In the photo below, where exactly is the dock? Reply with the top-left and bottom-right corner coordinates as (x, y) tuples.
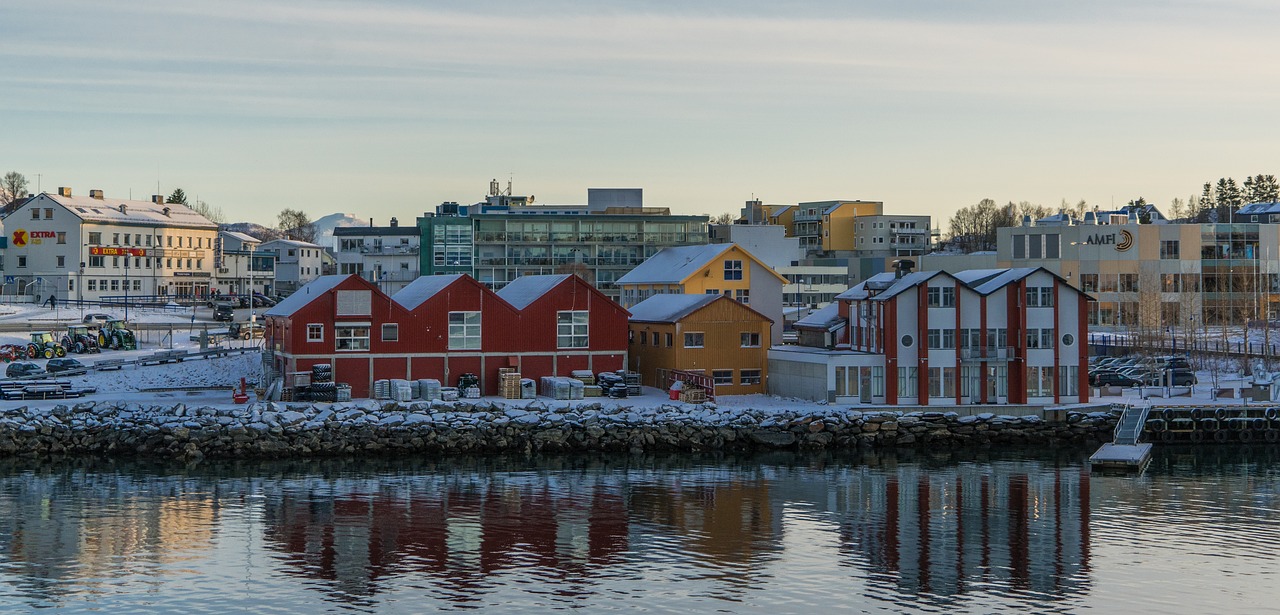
(1090, 404), (1153, 472)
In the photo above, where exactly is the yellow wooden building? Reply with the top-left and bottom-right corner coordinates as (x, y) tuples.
(627, 293), (773, 396)
(616, 243), (789, 345)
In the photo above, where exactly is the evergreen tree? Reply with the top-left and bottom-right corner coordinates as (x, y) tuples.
(1199, 183), (1216, 222)
(166, 188), (188, 205)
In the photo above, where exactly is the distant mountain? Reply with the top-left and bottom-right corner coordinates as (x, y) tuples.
(313, 213), (369, 248)
(221, 213), (370, 248)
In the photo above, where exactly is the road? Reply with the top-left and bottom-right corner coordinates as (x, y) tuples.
(0, 305), (268, 332)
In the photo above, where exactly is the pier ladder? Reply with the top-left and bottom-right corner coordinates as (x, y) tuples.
(1113, 404), (1150, 445)
(1089, 404), (1154, 472)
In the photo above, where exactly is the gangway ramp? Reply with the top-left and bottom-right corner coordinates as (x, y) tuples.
(1090, 404), (1153, 472)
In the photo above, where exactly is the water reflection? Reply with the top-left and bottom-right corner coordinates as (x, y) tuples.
(0, 449), (1277, 612)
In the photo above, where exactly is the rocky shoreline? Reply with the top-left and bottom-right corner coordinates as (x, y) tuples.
(0, 400), (1121, 460)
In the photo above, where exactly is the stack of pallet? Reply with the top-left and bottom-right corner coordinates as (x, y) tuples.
(570, 370), (595, 385)
(500, 370), (523, 399)
(681, 388), (707, 404)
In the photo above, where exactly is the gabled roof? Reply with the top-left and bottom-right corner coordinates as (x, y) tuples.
(40, 193), (217, 229)
(1238, 202), (1280, 215)
(264, 275), (350, 317)
(627, 293), (772, 324)
(952, 268), (1038, 295)
(837, 266), (1090, 303)
(221, 231), (260, 244)
(627, 294), (719, 323)
(392, 274), (464, 311)
(616, 244), (734, 285)
(616, 243), (790, 286)
(260, 238), (323, 249)
(495, 274), (571, 310)
(836, 270), (948, 302)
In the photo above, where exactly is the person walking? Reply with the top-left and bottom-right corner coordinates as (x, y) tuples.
(48, 295), (56, 310)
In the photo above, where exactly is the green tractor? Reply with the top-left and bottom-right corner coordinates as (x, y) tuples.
(61, 325), (102, 354)
(97, 319), (137, 351)
(27, 331), (67, 359)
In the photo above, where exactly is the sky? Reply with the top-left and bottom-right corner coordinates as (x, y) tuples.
(5, 1), (1280, 227)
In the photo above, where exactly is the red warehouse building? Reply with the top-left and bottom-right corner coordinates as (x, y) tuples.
(263, 273), (630, 398)
(494, 274), (631, 380)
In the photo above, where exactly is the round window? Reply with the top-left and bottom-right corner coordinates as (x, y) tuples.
(901, 335), (914, 347)
(1062, 333), (1074, 346)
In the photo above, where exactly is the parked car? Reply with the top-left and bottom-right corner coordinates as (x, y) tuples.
(213, 304), (235, 322)
(45, 358), (86, 374)
(229, 321), (265, 340)
(6, 362), (42, 378)
(1092, 371), (1141, 388)
(83, 313), (111, 325)
(1149, 368), (1197, 386)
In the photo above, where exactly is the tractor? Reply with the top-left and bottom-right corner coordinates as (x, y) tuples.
(27, 331), (67, 359)
(61, 325), (101, 354)
(97, 319), (137, 351)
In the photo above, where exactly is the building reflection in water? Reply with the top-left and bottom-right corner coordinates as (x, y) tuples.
(253, 456), (1091, 607)
(832, 461), (1090, 602)
(0, 454), (1095, 609)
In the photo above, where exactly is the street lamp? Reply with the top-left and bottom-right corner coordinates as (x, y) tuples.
(124, 254), (130, 322)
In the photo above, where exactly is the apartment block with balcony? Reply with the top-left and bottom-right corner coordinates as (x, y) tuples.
(768, 263), (1090, 405)
(332, 217), (421, 294)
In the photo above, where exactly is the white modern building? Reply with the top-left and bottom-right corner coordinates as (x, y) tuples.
(214, 231), (275, 298)
(259, 238), (324, 295)
(1, 188), (219, 303)
(331, 217), (421, 294)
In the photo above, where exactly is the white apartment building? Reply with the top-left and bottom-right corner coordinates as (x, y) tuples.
(2, 188), (219, 302)
(331, 217), (421, 294)
(259, 238), (325, 294)
(214, 231), (275, 297)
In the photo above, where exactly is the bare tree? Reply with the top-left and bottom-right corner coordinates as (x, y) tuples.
(277, 208), (317, 243)
(1, 171), (29, 206)
(711, 212), (736, 225)
(190, 200), (225, 224)
(945, 198), (1016, 253)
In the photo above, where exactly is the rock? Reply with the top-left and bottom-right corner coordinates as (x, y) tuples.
(750, 431), (796, 447)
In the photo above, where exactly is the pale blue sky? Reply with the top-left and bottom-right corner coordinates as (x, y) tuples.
(5, 1), (1280, 226)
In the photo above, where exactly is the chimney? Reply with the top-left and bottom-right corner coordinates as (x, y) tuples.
(118, 203), (127, 214)
(58, 187), (72, 197)
(894, 258), (916, 279)
(89, 189), (104, 199)
(162, 206), (171, 217)
(390, 217), (398, 227)
(152, 195), (165, 205)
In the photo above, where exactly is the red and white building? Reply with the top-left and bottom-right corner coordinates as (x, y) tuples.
(263, 273), (629, 398)
(768, 265), (1091, 406)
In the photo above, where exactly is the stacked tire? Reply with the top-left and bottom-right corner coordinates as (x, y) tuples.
(308, 364), (336, 402)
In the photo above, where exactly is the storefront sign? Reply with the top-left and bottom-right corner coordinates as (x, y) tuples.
(11, 229), (56, 247)
(1081, 229), (1134, 252)
(90, 247), (148, 257)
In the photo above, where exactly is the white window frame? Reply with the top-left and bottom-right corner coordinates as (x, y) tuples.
(713, 370), (734, 386)
(684, 332), (705, 348)
(740, 369), (762, 386)
(740, 332), (761, 348)
(382, 323), (399, 342)
(335, 324), (370, 351)
(449, 311), (481, 350)
(307, 324), (323, 342)
(556, 310), (589, 349)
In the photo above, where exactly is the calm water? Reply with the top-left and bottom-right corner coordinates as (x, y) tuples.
(0, 448), (1277, 614)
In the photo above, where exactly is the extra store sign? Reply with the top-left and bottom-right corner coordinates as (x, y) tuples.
(10, 229), (57, 247)
(89, 247), (149, 257)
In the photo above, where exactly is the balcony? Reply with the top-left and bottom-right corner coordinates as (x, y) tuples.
(360, 245), (420, 255)
(958, 346), (1016, 362)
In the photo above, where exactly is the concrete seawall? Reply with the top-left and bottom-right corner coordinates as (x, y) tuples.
(0, 400), (1121, 460)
